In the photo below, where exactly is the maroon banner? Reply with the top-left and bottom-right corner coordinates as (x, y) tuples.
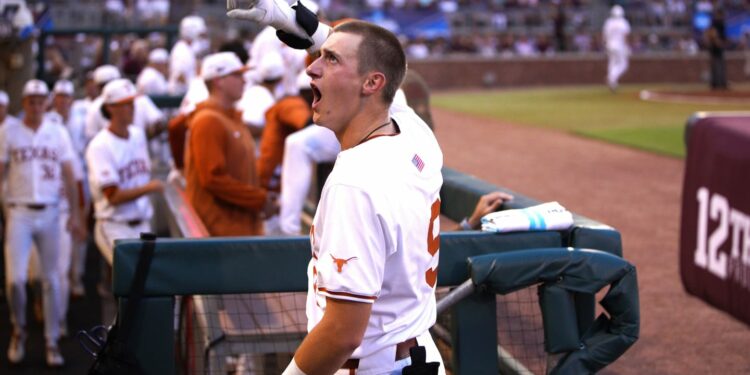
(680, 114), (750, 326)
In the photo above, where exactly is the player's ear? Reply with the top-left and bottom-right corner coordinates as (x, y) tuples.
(361, 72), (386, 98)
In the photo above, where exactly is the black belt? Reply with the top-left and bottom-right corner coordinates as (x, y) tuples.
(103, 219), (144, 227)
(341, 337), (417, 370)
(10, 203), (47, 210)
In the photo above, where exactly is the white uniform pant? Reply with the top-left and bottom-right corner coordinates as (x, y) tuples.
(28, 210), (80, 327)
(333, 330), (445, 375)
(94, 219), (151, 266)
(607, 47), (629, 87)
(280, 125), (340, 235)
(4, 205), (62, 343)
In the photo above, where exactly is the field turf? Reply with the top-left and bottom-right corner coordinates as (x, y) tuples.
(432, 85), (749, 158)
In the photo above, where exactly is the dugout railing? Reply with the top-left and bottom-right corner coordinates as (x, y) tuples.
(111, 167), (631, 374)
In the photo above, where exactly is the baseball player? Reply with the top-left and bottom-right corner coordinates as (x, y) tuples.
(237, 51), (285, 137)
(47, 79), (88, 327)
(86, 79), (163, 266)
(0, 90), (21, 127)
(0, 79), (83, 367)
(229, 5), (444, 373)
(603, 5), (631, 92)
(168, 15), (208, 95)
(85, 65), (166, 143)
(136, 48), (170, 96)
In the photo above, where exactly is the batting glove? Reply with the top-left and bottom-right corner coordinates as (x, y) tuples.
(227, 0), (330, 53)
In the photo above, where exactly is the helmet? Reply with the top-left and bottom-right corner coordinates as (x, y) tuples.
(180, 15), (207, 41)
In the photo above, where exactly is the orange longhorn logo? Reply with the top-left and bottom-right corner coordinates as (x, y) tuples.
(330, 255), (358, 273)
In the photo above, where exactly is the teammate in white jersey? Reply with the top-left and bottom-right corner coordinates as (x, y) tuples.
(0, 90), (21, 127)
(136, 48), (170, 96)
(86, 79), (164, 265)
(0, 79), (83, 367)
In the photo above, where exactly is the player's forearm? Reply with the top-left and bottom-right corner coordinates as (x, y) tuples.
(62, 164), (81, 217)
(107, 184), (156, 205)
(292, 321), (360, 375)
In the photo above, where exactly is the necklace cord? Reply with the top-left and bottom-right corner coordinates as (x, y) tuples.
(357, 120), (392, 146)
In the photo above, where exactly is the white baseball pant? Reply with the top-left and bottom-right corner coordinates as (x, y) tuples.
(94, 219), (151, 266)
(27, 209), (77, 328)
(279, 125), (340, 235)
(607, 47), (629, 87)
(4, 205), (62, 344)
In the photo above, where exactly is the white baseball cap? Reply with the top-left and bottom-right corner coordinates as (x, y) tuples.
(258, 52), (285, 82)
(22, 79), (50, 97)
(101, 79), (138, 105)
(180, 15), (207, 41)
(93, 65), (122, 85)
(53, 80), (75, 96)
(201, 52), (248, 81)
(0, 90), (8, 106)
(148, 48), (169, 64)
(296, 70), (311, 90)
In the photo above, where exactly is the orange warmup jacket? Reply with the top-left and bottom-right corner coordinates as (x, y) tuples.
(184, 100), (267, 236)
(256, 95), (312, 191)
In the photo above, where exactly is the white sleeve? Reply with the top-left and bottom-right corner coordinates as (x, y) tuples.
(315, 184), (386, 304)
(137, 96), (165, 127)
(86, 141), (119, 189)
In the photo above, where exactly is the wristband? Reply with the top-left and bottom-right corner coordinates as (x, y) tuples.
(459, 217), (473, 231)
(282, 358), (308, 375)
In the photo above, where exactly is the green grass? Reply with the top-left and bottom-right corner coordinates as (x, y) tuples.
(432, 85), (748, 157)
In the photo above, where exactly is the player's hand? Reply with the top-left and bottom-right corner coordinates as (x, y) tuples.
(262, 191), (279, 219)
(227, 0), (330, 52)
(68, 213), (87, 242)
(468, 191), (514, 229)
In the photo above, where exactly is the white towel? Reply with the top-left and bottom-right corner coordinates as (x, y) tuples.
(481, 201), (574, 233)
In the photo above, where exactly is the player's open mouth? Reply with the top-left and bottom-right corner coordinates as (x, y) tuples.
(310, 83), (322, 109)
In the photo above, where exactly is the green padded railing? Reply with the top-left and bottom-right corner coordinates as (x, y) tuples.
(112, 168), (624, 374)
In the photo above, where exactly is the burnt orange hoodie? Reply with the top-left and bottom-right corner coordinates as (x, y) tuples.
(184, 100), (266, 236)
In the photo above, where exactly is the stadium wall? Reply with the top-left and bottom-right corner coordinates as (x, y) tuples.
(409, 53), (749, 89)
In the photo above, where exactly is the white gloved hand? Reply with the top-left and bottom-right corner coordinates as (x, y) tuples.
(227, 0), (330, 53)
(227, 0), (306, 37)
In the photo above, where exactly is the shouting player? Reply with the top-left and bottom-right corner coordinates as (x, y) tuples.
(229, 4), (445, 373)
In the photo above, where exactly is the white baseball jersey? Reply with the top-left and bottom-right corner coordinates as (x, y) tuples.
(136, 66), (169, 96)
(248, 26), (307, 97)
(603, 16), (631, 52)
(44, 112), (85, 211)
(0, 118), (75, 204)
(84, 94), (164, 141)
(168, 40), (197, 95)
(46, 110), (86, 159)
(237, 84), (275, 129)
(306, 100), (443, 369)
(86, 126), (153, 221)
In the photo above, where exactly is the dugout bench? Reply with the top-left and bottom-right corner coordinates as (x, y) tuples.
(111, 167), (633, 374)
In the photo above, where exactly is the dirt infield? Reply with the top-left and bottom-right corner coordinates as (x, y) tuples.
(432, 107), (750, 374)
